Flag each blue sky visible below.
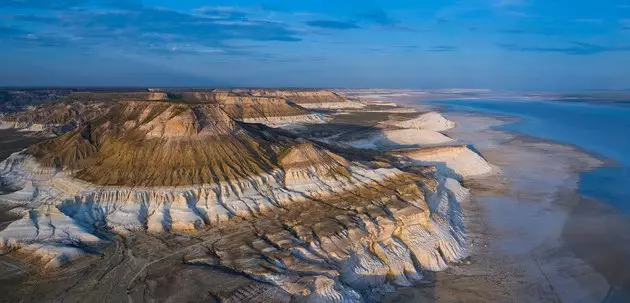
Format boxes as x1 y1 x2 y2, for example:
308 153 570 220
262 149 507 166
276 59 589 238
1 0 629 90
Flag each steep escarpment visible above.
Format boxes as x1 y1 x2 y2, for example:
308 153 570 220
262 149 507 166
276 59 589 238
0 147 469 301
382 111 456 132
0 93 478 302
0 90 327 133
332 112 457 150
250 90 366 109
0 92 168 133
0 101 109 133
216 93 325 125
159 90 327 125
27 102 280 186
393 145 494 179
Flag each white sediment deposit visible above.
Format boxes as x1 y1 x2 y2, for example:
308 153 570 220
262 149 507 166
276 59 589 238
348 128 454 149
382 111 456 132
0 151 470 301
0 120 15 129
343 111 493 180
0 91 497 302
398 146 494 179
240 113 328 126
343 111 457 149
296 100 365 109
0 97 477 302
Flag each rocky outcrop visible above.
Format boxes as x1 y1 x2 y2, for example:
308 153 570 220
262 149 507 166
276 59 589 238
327 109 492 182
217 94 326 126
0 92 154 134
333 112 457 150
0 150 469 300
382 112 456 132
0 100 474 302
250 90 366 109
0 92 492 302
0 90 328 133
394 146 494 179
346 128 454 149
0 121 48 132
26 102 281 187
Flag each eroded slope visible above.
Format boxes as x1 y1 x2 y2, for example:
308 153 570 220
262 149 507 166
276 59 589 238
0 96 479 302
27 102 279 186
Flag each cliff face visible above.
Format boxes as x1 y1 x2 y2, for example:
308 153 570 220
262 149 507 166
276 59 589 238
0 91 477 302
0 92 167 134
381 111 456 132
395 145 494 179
0 101 110 134
0 151 468 301
249 90 366 109
26 102 281 187
0 90 328 132
216 94 325 125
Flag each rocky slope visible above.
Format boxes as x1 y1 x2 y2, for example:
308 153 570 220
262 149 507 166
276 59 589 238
381 111 456 132
25 101 281 187
0 90 331 133
0 98 476 302
215 92 326 125
0 91 496 302
328 112 456 150
394 146 494 179
317 111 494 180
0 92 168 134
249 90 366 109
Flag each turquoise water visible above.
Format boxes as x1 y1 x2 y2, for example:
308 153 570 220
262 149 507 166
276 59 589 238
428 99 630 214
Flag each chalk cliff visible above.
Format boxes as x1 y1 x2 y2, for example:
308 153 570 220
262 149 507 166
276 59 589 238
0 93 481 302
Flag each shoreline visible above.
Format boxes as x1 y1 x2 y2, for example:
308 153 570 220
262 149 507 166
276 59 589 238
426 103 622 169
321 92 624 301
404 106 630 302
2 95 629 302
0 100 476 302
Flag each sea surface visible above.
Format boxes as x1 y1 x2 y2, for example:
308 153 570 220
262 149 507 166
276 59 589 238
426 99 630 214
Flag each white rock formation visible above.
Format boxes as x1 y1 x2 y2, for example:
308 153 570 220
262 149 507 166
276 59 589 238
347 128 454 149
0 150 470 301
401 146 494 179
382 111 456 132
297 101 365 110
0 96 487 301
240 113 329 127
250 90 367 109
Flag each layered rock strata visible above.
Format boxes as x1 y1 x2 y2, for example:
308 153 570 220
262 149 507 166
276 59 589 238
335 112 456 150
250 90 366 109
394 146 494 179
0 100 471 301
381 111 456 132
0 90 330 132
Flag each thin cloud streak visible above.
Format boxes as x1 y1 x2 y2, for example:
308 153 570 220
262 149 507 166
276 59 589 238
305 20 360 29
498 42 630 55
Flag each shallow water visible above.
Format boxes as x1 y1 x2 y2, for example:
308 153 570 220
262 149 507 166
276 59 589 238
427 99 630 214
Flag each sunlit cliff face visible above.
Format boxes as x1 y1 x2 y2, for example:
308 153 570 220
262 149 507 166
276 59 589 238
0 90 492 301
